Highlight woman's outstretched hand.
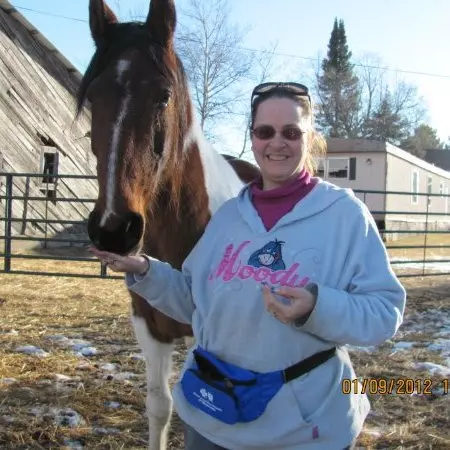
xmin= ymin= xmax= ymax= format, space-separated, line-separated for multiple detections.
xmin=89 ymin=247 xmax=149 ymax=274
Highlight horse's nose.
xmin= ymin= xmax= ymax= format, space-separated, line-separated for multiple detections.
xmin=87 ymin=210 xmax=144 ymax=254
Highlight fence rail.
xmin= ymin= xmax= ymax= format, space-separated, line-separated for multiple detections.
xmin=1 ymin=172 xmax=450 ymax=279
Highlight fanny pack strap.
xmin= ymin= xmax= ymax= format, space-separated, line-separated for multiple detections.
xmin=283 ymin=347 xmax=336 ymax=383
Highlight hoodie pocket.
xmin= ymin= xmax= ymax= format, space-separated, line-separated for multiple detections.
xmin=289 ymin=355 xmax=341 ymax=422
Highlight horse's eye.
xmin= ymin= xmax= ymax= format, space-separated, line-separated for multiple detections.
xmin=159 ymin=89 xmax=171 ymax=107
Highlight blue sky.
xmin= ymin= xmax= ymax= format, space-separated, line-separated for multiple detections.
xmin=10 ymin=0 xmax=450 ymax=147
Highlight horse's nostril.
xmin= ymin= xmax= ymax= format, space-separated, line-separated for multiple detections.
xmin=124 ymin=212 xmax=144 ymax=246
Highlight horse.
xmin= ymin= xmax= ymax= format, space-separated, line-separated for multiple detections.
xmin=76 ymin=1 xmax=260 ymax=449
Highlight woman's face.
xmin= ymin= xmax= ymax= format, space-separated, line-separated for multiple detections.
xmin=251 ymin=96 xmax=309 ymax=190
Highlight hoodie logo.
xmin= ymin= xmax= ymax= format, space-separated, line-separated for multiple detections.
xmin=248 ymin=239 xmax=286 ymax=270
xmin=209 ymin=240 xmax=309 ymax=288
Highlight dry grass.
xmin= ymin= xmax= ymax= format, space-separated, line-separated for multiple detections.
xmin=347 ymin=277 xmax=450 ymax=449
xmin=384 ymin=233 xmax=450 ymax=278
xmin=387 ymin=232 xmax=450 ymax=258
xmin=0 ymin=255 xmax=449 ymax=449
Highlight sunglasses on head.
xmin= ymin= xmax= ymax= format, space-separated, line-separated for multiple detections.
xmin=251 ymin=124 xmax=303 ymax=141
xmin=251 ymin=82 xmax=311 ymax=104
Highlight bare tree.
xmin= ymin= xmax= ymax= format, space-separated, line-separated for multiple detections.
xmin=355 ymin=58 xmax=427 ymax=144
xmin=357 ymin=54 xmax=387 ymax=129
xmin=112 ymin=0 xmax=147 ymax=20
xmin=237 ymin=43 xmax=278 ymax=157
xmin=175 ymin=0 xmax=254 ymax=141
xmin=389 ymin=79 xmax=426 ymax=132
xmin=355 ymin=55 xmax=426 ymax=140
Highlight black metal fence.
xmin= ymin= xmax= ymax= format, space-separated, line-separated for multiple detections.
xmin=354 ymin=188 xmax=450 ymax=277
xmin=1 ymin=172 xmax=450 ymax=279
xmin=0 ymin=172 xmax=120 ymax=279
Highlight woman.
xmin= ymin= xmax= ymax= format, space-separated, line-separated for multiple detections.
xmin=91 ymin=82 xmax=406 ymax=450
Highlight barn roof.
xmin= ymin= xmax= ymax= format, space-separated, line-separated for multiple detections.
xmin=0 ymin=0 xmax=82 ymax=83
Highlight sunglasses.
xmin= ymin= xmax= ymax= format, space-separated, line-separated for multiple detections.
xmin=251 ymin=125 xmax=303 ymax=141
xmin=251 ymin=82 xmax=311 ymax=104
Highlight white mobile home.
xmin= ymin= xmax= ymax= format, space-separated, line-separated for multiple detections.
xmin=319 ymin=138 xmax=450 ymax=235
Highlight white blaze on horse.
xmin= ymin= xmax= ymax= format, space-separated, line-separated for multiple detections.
xmin=77 ymin=1 xmax=260 ymax=449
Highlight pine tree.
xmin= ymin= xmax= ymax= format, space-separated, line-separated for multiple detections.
xmin=401 ymin=124 xmax=444 ymax=158
xmin=316 ymin=19 xmax=360 ymax=138
xmin=364 ymin=92 xmax=409 ymax=145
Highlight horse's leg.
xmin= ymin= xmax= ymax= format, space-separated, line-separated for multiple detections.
xmin=132 ymin=315 xmax=174 ymax=450
xmin=184 ymin=336 xmax=195 ymax=350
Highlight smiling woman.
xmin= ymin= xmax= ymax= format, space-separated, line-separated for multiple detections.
xmin=249 ymin=82 xmax=325 ymax=191
xmin=95 ymin=79 xmax=406 ymax=450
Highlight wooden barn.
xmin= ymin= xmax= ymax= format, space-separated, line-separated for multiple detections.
xmin=0 ymin=0 xmax=96 ymax=248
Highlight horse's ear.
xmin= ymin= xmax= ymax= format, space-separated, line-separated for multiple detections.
xmin=145 ymin=0 xmax=176 ymax=47
xmin=89 ymin=0 xmax=118 ymax=43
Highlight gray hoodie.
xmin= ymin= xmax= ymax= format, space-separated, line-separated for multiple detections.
xmin=126 ymin=180 xmax=406 ymax=449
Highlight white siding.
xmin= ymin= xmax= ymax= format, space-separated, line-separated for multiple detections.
xmin=320 ymin=151 xmax=386 ymax=220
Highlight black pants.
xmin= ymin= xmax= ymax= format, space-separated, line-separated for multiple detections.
xmin=183 ymin=422 xmax=356 ymax=450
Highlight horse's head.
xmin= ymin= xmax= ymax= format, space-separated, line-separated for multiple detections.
xmin=78 ymin=0 xmax=191 ymax=255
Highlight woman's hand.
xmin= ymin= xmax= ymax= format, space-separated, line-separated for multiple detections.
xmin=89 ymin=247 xmax=149 ymax=274
xmin=261 ymin=284 xmax=317 ymax=324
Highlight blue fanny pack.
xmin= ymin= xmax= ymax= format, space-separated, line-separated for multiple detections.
xmin=181 ymin=346 xmax=336 ymax=425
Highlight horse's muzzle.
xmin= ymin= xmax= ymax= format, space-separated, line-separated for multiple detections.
xmin=87 ymin=210 xmax=144 ymax=255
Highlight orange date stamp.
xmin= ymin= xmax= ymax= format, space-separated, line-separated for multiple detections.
xmin=341 ymin=378 xmax=449 ymax=395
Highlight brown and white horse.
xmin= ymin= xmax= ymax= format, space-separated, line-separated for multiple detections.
xmin=77 ymin=1 xmax=259 ymax=448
